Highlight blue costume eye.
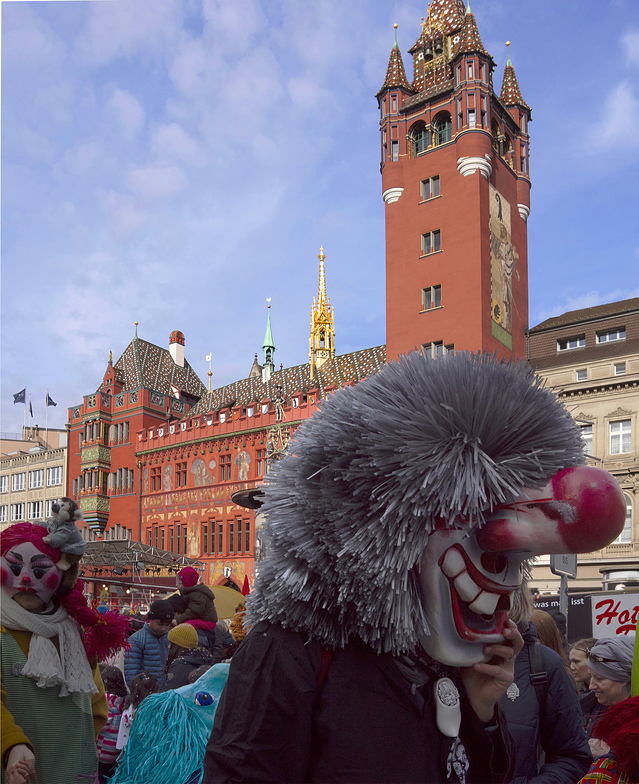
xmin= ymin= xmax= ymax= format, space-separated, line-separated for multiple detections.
xmin=195 ymin=691 xmax=214 ymax=706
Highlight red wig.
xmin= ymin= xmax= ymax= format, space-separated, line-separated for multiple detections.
xmin=1 ymin=522 xmax=129 ymax=661
xmin=593 ymin=695 xmax=639 ymax=779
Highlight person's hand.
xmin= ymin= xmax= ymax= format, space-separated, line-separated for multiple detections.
xmin=459 ymin=620 xmax=523 ymax=722
xmin=589 ymin=738 xmax=610 ymax=759
xmin=171 ymin=618 xmax=178 ymax=627
xmin=6 ymin=744 xmax=37 ymax=784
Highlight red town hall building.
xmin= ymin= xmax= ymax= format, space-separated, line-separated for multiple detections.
xmin=67 ymin=1 xmax=534 ymax=592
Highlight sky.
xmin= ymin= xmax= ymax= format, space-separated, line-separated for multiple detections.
xmin=2 ymin=0 xmax=638 ymax=435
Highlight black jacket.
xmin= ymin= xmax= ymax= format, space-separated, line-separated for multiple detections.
xmin=203 ymin=621 xmax=514 ymax=784
xmin=176 ymin=584 xmax=218 ymax=624
xmin=498 ymin=623 xmax=591 ymax=784
xmin=164 ymin=648 xmax=214 ymax=690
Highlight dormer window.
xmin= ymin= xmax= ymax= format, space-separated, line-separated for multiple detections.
xmin=597 ymin=328 xmax=626 ymax=344
xmin=557 ymin=335 xmax=585 ymax=352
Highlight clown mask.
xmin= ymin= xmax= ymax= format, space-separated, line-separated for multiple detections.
xmin=1 ymin=541 xmax=63 ymax=613
xmin=418 ymin=466 xmax=625 ymax=666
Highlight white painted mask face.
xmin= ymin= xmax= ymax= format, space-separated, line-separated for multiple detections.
xmin=418 ymin=525 xmax=522 ymax=666
xmin=1 ymin=541 xmax=62 ymax=612
xmin=417 ymin=466 xmax=626 ymax=666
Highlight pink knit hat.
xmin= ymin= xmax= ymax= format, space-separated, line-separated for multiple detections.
xmin=178 ymin=566 xmax=199 ymax=588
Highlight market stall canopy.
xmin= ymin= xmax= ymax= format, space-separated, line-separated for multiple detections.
xmin=81 ymin=539 xmax=204 ymax=572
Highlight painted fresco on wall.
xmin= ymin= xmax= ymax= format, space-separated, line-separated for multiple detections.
xmin=163 ymin=464 xmax=173 ymax=491
xmin=235 ymin=451 xmax=251 ymax=481
xmin=187 ymin=519 xmax=199 ymax=557
xmin=143 ymin=468 xmax=149 ymax=494
xmin=192 ymin=458 xmax=216 ymax=486
xmin=489 ymin=184 xmax=519 ymax=349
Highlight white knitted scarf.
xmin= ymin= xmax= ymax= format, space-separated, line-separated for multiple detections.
xmin=1 ymin=596 xmax=98 ymax=697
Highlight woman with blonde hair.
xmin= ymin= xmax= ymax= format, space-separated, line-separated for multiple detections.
xmin=531 ymin=609 xmax=572 ymax=671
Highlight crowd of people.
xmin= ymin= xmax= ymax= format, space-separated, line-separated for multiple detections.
xmin=2 ymin=353 xmax=638 ymax=784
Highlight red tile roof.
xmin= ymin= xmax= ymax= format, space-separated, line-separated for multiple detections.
xmin=530 ymin=298 xmax=639 ymax=332
xmin=377 ymin=42 xmax=413 ymax=96
xmin=500 ymin=62 xmax=530 ymax=110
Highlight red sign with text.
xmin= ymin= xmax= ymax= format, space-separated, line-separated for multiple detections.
xmin=592 ymin=591 xmax=639 ymax=637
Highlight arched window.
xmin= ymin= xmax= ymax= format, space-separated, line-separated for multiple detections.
xmin=411 ymin=123 xmax=429 ymax=156
xmin=491 ymin=120 xmax=501 ymax=154
xmin=433 ymin=113 xmax=452 ymax=146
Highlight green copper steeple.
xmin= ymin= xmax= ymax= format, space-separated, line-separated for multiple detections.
xmin=262 ymin=299 xmax=276 ymax=370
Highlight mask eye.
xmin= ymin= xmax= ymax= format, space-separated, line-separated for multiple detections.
xmin=32 ymin=568 xmax=46 ymax=580
xmin=194 ymin=691 xmax=213 ymax=706
xmin=9 ymin=563 xmax=22 ymax=576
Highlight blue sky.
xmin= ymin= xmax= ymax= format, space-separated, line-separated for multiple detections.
xmin=2 ymin=0 xmax=638 ymax=434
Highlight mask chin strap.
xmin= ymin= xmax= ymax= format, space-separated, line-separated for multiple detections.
xmin=435 ymin=678 xmax=469 ymax=784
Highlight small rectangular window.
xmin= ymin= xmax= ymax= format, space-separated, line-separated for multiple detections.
xmin=597 ymin=328 xmax=626 ymax=344
xmin=218 ymin=523 xmax=224 ymax=555
xmin=391 ymin=140 xmax=399 ymax=162
xmin=391 ymin=94 xmax=398 ymax=113
xmin=237 ymin=519 xmax=243 ymax=554
xmin=202 ymin=524 xmax=208 ymax=554
xmin=0 ymin=506 xmax=8 ymax=523
xmin=160 ymin=528 xmax=165 ymax=550
xmin=557 ymin=335 xmax=585 ymax=352
xmin=422 ymin=342 xmax=454 ymax=359
xmin=610 ymin=420 xmax=631 ymax=455
xmin=245 ymin=520 xmax=251 ymax=553
xmin=11 ymin=473 xmax=26 ymax=492
xmin=576 ymin=369 xmax=587 ymax=382
xmin=170 ymin=527 xmax=174 ymax=553
xmin=468 ymin=109 xmax=476 ymax=128
xmin=420 ymin=176 xmax=440 ymax=200
xmin=0 ymin=476 xmax=7 ymax=494
xmin=422 ymin=285 xmax=442 ymax=310
xmin=614 ymin=362 xmax=626 ymax=376
xmin=422 ymin=230 xmax=441 ymax=255
xmin=467 ymin=61 xmax=474 ymax=80
xmin=229 ymin=522 xmax=234 ymax=554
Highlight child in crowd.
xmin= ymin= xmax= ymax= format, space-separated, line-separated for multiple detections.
xmin=96 ymin=666 xmax=128 ymax=784
xmin=163 ymin=624 xmax=214 ymax=690
xmin=116 ymin=672 xmax=160 ymax=751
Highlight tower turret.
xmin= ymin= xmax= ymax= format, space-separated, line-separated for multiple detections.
xmin=261 ymin=301 xmax=276 ymax=383
xmin=309 ymin=247 xmax=335 ymax=379
xmin=379 ymin=6 xmax=531 ymax=362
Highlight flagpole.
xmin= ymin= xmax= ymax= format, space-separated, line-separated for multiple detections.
xmin=23 ymin=392 xmax=27 ymax=437
xmin=46 ymin=390 xmax=49 ymax=448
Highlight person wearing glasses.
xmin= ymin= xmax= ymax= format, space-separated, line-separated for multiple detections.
xmin=585 ymin=636 xmax=635 ymax=757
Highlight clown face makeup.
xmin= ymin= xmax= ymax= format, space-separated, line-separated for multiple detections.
xmin=418 ymin=465 xmax=625 ymax=667
xmin=1 ymin=541 xmax=62 ymax=612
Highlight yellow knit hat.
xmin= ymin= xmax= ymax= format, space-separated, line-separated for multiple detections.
xmin=168 ymin=623 xmax=199 ymax=650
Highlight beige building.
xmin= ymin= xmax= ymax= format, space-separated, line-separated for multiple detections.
xmin=527 ymin=297 xmax=639 ymax=593
xmin=0 ymin=427 xmax=68 ymax=531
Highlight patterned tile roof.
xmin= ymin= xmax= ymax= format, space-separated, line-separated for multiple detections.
xmin=452 ymin=9 xmax=490 ymax=58
xmin=530 ymin=298 xmax=639 ymax=332
xmin=500 ymin=61 xmax=530 ymax=110
xmin=410 ymin=0 xmax=466 ymax=50
xmin=105 ymin=337 xmax=207 ymax=398
xmin=377 ymin=42 xmax=413 ymax=97
xmin=187 ymin=345 xmax=387 ymax=414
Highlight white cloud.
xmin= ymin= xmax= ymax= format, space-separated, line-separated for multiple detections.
xmin=583 ymin=79 xmax=639 ymax=153
xmin=126 ymin=166 xmax=189 ymax=201
xmin=622 ymin=28 xmax=639 ymax=67
xmin=105 ymin=87 xmax=145 ymax=141
xmin=151 ymin=123 xmax=202 ymax=166
xmin=75 ymin=0 xmax=185 ymax=68
xmin=99 ymin=189 xmax=149 ymax=240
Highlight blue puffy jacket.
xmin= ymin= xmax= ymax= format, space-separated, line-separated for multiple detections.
xmin=123 ymin=624 xmax=170 ymax=687
xmin=498 ymin=623 xmax=592 ymax=784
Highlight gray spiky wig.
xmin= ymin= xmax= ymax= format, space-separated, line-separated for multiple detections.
xmin=247 ymin=352 xmax=584 ymax=654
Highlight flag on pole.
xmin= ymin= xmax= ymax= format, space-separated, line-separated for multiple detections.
xmin=46 ymin=393 xmax=57 ymax=407
xmin=206 ymin=354 xmax=212 ymax=362
xmin=13 ymin=388 xmax=26 ymax=404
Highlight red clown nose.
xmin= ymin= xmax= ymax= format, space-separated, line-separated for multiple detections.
xmin=476 ymin=466 xmax=626 ymax=556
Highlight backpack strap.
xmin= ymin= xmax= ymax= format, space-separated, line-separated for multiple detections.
xmin=528 ymin=642 xmax=548 ymax=717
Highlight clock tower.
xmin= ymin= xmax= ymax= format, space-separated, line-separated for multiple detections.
xmin=377 ymin=1 xmax=531 ymax=361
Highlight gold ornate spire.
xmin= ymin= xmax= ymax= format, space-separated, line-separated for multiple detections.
xmin=309 ymin=247 xmax=335 ymax=379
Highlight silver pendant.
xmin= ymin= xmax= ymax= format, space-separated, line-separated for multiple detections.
xmin=435 ymin=677 xmax=462 ymax=738
xmin=506 ymin=682 xmax=520 ymax=701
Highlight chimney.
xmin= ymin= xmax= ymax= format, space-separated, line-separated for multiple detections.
xmin=169 ymin=330 xmax=185 ymax=367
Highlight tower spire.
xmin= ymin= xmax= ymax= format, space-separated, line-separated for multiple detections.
xmin=376 ymin=25 xmax=412 ymax=96
xmin=309 ymin=247 xmax=335 ymax=380
xmin=500 ymin=43 xmax=530 ymax=110
xmin=261 ymin=299 xmax=276 ymax=382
